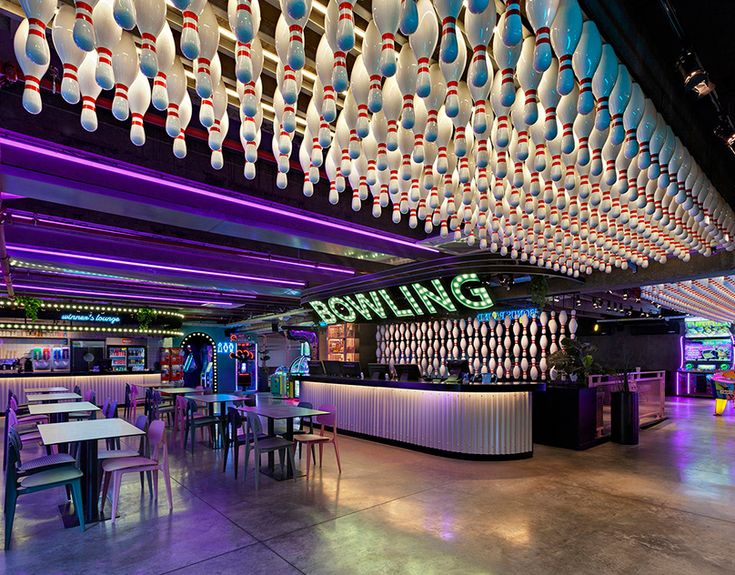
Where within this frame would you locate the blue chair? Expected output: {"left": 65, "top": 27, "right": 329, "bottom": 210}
{"left": 5, "top": 430, "right": 85, "bottom": 549}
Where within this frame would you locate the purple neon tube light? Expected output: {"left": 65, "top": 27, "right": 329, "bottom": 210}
{"left": 2, "top": 282, "right": 238, "bottom": 306}
{"left": 9, "top": 212, "right": 356, "bottom": 275}
{"left": 0, "top": 134, "right": 439, "bottom": 254}
{"left": 6, "top": 245, "right": 304, "bottom": 287}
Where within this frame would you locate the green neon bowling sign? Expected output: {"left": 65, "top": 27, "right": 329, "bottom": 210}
{"left": 308, "top": 273, "right": 494, "bottom": 325}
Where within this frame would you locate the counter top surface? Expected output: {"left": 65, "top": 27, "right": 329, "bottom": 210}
{"left": 294, "top": 375, "right": 545, "bottom": 393}
{"left": 0, "top": 372, "right": 161, "bottom": 378}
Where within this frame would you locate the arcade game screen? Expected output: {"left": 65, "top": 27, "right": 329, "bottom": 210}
{"left": 684, "top": 338, "right": 733, "bottom": 363}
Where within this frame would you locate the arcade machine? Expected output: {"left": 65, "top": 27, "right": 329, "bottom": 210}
{"left": 287, "top": 329, "right": 318, "bottom": 398}
{"left": 677, "top": 318, "right": 734, "bottom": 397}
{"left": 183, "top": 340, "right": 214, "bottom": 389}
{"left": 235, "top": 339, "right": 258, "bottom": 393}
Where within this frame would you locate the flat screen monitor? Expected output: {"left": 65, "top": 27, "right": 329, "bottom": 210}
{"left": 395, "top": 364, "right": 422, "bottom": 382}
{"left": 367, "top": 363, "right": 391, "bottom": 380}
{"left": 446, "top": 360, "right": 470, "bottom": 380}
{"left": 342, "top": 361, "right": 362, "bottom": 378}
{"left": 307, "top": 360, "right": 325, "bottom": 376}
{"left": 323, "top": 360, "right": 344, "bottom": 377}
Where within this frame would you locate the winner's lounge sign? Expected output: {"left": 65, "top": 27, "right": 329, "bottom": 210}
{"left": 308, "top": 273, "right": 494, "bottom": 325}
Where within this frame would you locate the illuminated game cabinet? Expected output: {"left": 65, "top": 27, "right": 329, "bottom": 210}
{"left": 677, "top": 318, "right": 734, "bottom": 397}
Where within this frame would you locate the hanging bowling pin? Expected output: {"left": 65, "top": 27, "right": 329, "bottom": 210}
{"left": 52, "top": 5, "right": 87, "bottom": 104}
{"left": 409, "top": 0, "right": 438, "bottom": 98}
{"left": 134, "top": 0, "right": 167, "bottom": 78}
{"left": 151, "top": 23, "right": 175, "bottom": 111}
{"left": 435, "top": 0, "right": 463, "bottom": 64}
{"left": 173, "top": 92, "right": 193, "bottom": 159}
{"left": 19, "top": 0, "right": 56, "bottom": 66}
{"left": 93, "top": 0, "right": 121, "bottom": 91}
{"left": 526, "top": 0, "right": 560, "bottom": 73}
{"left": 78, "top": 51, "right": 102, "bottom": 131}
{"left": 113, "top": 0, "right": 136, "bottom": 30}
{"left": 572, "top": 20, "right": 602, "bottom": 115}
{"left": 111, "top": 31, "right": 139, "bottom": 121}
{"left": 372, "top": 0, "right": 401, "bottom": 76}
{"left": 550, "top": 0, "right": 582, "bottom": 95}
{"left": 179, "top": 0, "right": 207, "bottom": 60}
{"left": 228, "top": 0, "right": 260, "bottom": 44}
{"left": 128, "top": 71, "right": 151, "bottom": 146}
{"left": 14, "top": 19, "right": 48, "bottom": 114}
{"left": 72, "top": 0, "right": 100, "bottom": 52}
{"left": 464, "top": 1, "right": 496, "bottom": 88}
{"left": 501, "top": 0, "right": 522, "bottom": 47}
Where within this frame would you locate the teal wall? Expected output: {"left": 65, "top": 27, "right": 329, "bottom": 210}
{"left": 177, "top": 324, "right": 236, "bottom": 393}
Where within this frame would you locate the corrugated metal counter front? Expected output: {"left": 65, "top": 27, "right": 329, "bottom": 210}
{"left": 296, "top": 377, "right": 545, "bottom": 459}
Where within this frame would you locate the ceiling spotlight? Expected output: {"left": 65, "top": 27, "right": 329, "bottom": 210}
{"left": 498, "top": 274, "right": 514, "bottom": 291}
{"left": 677, "top": 50, "right": 715, "bottom": 97}
{"left": 575, "top": 297, "right": 582, "bottom": 307}
{"left": 713, "top": 117, "right": 735, "bottom": 155}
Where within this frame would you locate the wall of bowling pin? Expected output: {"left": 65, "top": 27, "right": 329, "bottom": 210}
{"left": 10, "top": 0, "right": 735, "bottom": 279}
{"left": 375, "top": 309, "right": 578, "bottom": 380}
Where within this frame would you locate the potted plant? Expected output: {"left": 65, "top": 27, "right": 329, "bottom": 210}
{"left": 533, "top": 337, "right": 606, "bottom": 450}
{"left": 547, "top": 337, "right": 605, "bottom": 384}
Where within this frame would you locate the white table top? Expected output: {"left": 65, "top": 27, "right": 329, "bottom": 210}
{"left": 159, "top": 387, "right": 197, "bottom": 394}
{"left": 26, "top": 392, "right": 82, "bottom": 403}
{"left": 24, "top": 387, "right": 69, "bottom": 394}
{"left": 38, "top": 418, "right": 145, "bottom": 445}
{"left": 185, "top": 394, "right": 243, "bottom": 403}
{"left": 133, "top": 381, "right": 169, "bottom": 388}
{"left": 28, "top": 402, "right": 101, "bottom": 415}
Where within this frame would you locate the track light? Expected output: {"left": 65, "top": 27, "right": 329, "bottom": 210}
{"left": 677, "top": 50, "right": 715, "bottom": 97}
{"left": 714, "top": 116, "right": 735, "bottom": 155}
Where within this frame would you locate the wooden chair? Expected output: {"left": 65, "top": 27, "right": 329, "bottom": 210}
{"left": 243, "top": 411, "right": 295, "bottom": 489}
{"left": 293, "top": 404, "right": 342, "bottom": 477}
{"left": 5, "top": 434, "right": 84, "bottom": 549}
{"left": 100, "top": 419, "right": 172, "bottom": 523}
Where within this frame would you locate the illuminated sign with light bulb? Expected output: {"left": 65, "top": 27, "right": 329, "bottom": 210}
{"left": 307, "top": 273, "right": 495, "bottom": 325}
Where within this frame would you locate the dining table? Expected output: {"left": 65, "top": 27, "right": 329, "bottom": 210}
{"left": 24, "top": 387, "right": 69, "bottom": 394}
{"left": 159, "top": 387, "right": 197, "bottom": 395}
{"left": 26, "top": 392, "right": 82, "bottom": 403}
{"left": 238, "top": 404, "right": 329, "bottom": 480}
{"left": 37, "top": 418, "right": 145, "bottom": 526}
{"left": 28, "top": 401, "right": 100, "bottom": 423}
{"left": 185, "top": 393, "right": 246, "bottom": 448}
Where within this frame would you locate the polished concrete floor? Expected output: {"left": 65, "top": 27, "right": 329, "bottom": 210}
{"left": 2, "top": 397, "right": 735, "bottom": 574}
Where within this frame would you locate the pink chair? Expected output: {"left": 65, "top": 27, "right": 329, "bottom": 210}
{"left": 292, "top": 404, "right": 342, "bottom": 477}
{"left": 100, "top": 419, "right": 172, "bottom": 523}
{"left": 124, "top": 385, "right": 140, "bottom": 420}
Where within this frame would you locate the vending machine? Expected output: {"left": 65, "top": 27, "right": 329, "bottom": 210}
{"left": 677, "top": 318, "right": 734, "bottom": 396}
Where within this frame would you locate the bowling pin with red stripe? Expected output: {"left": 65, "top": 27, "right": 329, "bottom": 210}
{"left": 52, "top": 5, "right": 87, "bottom": 104}
{"left": 19, "top": 0, "right": 56, "bottom": 66}
{"left": 14, "top": 18, "right": 48, "bottom": 114}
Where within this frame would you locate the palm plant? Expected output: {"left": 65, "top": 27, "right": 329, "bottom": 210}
{"left": 547, "top": 337, "right": 605, "bottom": 385}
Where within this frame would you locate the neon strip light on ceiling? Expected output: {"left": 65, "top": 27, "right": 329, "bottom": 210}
{"left": 3, "top": 282, "right": 238, "bottom": 306}
{"left": 0, "top": 134, "right": 438, "bottom": 254}
{"left": 6, "top": 245, "right": 304, "bottom": 287}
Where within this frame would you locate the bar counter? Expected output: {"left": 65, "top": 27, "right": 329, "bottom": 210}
{"left": 295, "top": 376, "right": 545, "bottom": 459}
{"left": 0, "top": 372, "right": 161, "bottom": 411}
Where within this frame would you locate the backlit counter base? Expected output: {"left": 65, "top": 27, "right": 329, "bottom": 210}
{"left": 298, "top": 377, "right": 541, "bottom": 459}
{"left": 0, "top": 372, "right": 161, "bottom": 411}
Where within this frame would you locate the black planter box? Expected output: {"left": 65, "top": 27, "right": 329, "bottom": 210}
{"left": 533, "top": 385, "right": 601, "bottom": 450}
{"left": 611, "top": 391, "right": 640, "bottom": 445}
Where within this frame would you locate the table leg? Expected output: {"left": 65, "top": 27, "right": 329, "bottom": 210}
{"left": 267, "top": 417, "right": 275, "bottom": 472}
{"left": 285, "top": 418, "right": 294, "bottom": 478}
{"left": 60, "top": 438, "right": 99, "bottom": 527}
